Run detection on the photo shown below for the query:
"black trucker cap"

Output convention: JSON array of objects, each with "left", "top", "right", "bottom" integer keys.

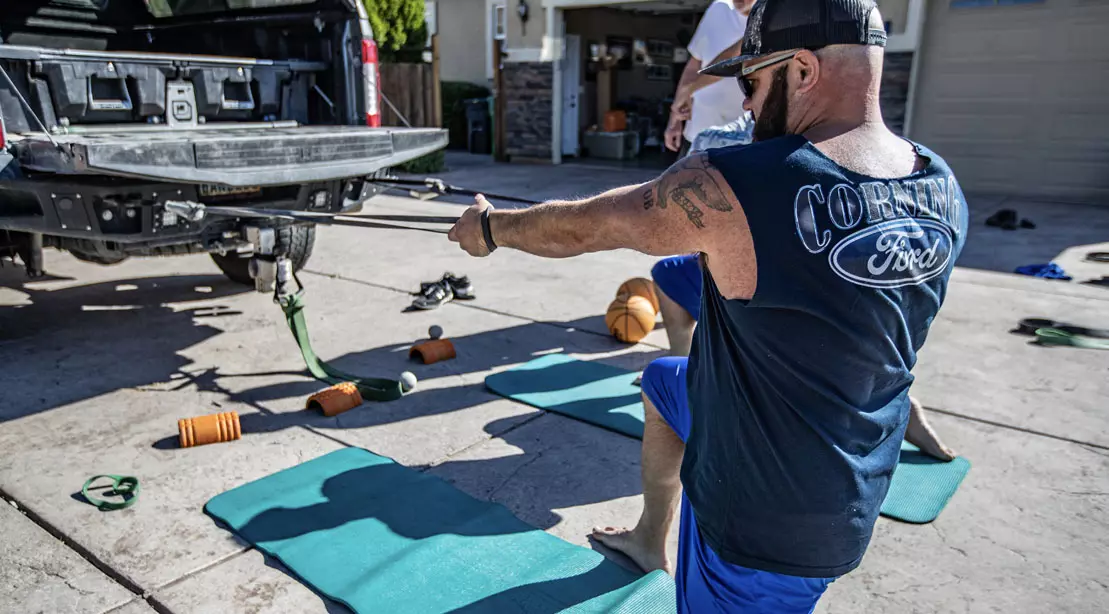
[{"left": 700, "top": 0, "right": 887, "bottom": 77}]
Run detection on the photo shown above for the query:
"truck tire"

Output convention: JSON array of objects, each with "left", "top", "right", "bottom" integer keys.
[{"left": 211, "top": 225, "right": 316, "bottom": 286}]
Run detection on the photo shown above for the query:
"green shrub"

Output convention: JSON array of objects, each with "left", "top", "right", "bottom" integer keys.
[
  {"left": 396, "top": 150, "right": 445, "bottom": 174},
  {"left": 364, "top": 0, "right": 427, "bottom": 60}
]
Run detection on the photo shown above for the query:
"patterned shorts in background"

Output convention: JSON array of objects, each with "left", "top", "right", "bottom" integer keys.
[{"left": 690, "top": 113, "right": 754, "bottom": 153}]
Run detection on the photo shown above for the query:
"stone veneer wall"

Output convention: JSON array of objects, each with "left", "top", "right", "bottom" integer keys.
[
  {"left": 880, "top": 51, "right": 913, "bottom": 136},
  {"left": 503, "top": 62, "right": 553, "bottom": 159}
]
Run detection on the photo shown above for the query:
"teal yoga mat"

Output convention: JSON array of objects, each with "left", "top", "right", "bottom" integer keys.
[
  {"left": 485, "top": 354, "right": 646, "bottom": 438},
  {"left": 882, "top": 441, "right": 971, "bottom": 523},
  {"left": 485, "top": 354, "right": 970, "bottom": 523},
  {"left": 205, "top": 447, "right": 675, "bottom": 613}
]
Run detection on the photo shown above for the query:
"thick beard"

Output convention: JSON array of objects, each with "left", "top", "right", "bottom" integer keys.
[{"left": 752, "top": 67, "right": 790, "bottom": 142}]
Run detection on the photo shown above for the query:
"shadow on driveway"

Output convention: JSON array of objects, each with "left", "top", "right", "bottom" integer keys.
[{"left": 0, "top": 272, "right": 250, "bottom": 423}]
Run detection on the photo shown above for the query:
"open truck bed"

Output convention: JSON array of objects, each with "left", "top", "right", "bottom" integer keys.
[{"left": 0, "top": 0, "right": 449, "bottom": 282}]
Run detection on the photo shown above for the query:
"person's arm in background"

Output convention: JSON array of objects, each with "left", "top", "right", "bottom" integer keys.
[
  {"left": 666, "top": 1, "right": 748, "bottom": 151},
  {"left": 672, "top": 38, "right": 742, "bottom": 112},
  {"left": 664, "top": 57, "right": 703, "bottom": 152}
]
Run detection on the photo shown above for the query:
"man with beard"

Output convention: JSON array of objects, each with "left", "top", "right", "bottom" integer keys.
[{"left": 448, "top": 0, "right": 968, "bottom": 611}]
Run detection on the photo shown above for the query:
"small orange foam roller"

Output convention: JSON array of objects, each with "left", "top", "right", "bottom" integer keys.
[
  {"left": 409, "top": 339, "right": 456, "bottom": 364},
  {"left": 307, "top": 382, "right": 364, "bottom": 417},
  {"left": 178, "top": 411, "right": 242, "bottom": 448}
]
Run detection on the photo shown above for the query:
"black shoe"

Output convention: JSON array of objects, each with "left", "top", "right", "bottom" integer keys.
[
  {"left": 985, "top": 209, "right": 1018, "bottom": 230},
  {"left": 410, "top": 279, "right": 454, "bottom": 310},
  {"left": 442, "top": 272, "right": 475, "bottom": 300}
]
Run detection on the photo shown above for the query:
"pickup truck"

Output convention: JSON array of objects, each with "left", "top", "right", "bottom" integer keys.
[{"left": 0, "top": 0, "right": 447, "bottom": 287}]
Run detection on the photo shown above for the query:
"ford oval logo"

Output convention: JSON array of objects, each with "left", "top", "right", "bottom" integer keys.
[{"left": 829, "top": 218, "right": 953, "bottom": 288}]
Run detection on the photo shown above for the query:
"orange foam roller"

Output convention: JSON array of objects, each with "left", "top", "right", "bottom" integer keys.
[
  {"left": 178, "top": 411, "right": 242, "bottom": 448},
  {"left": 410, "top": 339, "right": 456, "bottom": 364},
  {"left": 307, "top": 382, "right": 364, "bottom": 417}
]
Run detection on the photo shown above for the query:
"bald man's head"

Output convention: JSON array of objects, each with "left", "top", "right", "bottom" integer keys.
[{"left": 741, "top": 6, "right": 887, "bottom": 141}]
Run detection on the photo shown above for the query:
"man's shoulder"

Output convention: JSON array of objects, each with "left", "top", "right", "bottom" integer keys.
[{"left": 907, "top": 139, "right": 956, "bottom": 174}]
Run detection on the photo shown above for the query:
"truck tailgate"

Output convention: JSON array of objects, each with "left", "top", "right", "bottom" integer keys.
[{"left": 11, "top": 125, "right": 447, "bottom": 187}]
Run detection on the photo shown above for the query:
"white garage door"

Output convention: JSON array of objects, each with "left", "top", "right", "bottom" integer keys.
[{"left": 911, "top": 0, "right": 1109, "bottom": 204}]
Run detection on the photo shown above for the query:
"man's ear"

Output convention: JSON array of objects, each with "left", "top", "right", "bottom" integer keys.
[{"left": 793, "top": 50, "right": 821, "bottom": 95}]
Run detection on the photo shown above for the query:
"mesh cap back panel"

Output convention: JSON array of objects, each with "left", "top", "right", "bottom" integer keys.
[{"left": 741, "top": 0, "right": 878, "bottom": 58}]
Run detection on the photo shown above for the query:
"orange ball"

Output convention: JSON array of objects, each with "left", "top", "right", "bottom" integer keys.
[
  {"left": 617, "top": 277, "right": 659, "bottom": 313},
  {"left": 605, "top": 295, "right": 657, "bottom": 343}
]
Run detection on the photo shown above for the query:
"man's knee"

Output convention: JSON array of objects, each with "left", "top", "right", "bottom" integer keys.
[
  {"left": 649, "top": 258, "right": 671, "bottom": 288},
  {"left": 651, "top": 255, "right": 701, "bottom": 323},
  {"left": 650, "top": 256, "right": 690, "bottom": 304},
  {"left": 641, "top": 357, "right": 691, "bottom": 442},
  {"left": 640, "top": 359, "right": 673, "bottom": 404}
]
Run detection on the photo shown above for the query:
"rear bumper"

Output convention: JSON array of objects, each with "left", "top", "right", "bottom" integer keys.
[
  {"left": 12, "top": 125, "right": 447, "bottom": 187},
  {"left": 0, "top": 173, "right": 378, "bottom": 246}
]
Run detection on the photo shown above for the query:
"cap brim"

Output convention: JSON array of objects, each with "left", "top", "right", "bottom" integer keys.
[{"left": 699, "top": 54, "right": 761, "bottom": 77}]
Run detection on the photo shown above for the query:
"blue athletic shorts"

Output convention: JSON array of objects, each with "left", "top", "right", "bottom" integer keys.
[
  {"left": 650, "top": 255, "right": 704, "bottom": 321},
  {"left": 640, "top": 357, "right": 837, "bottom": 613}
]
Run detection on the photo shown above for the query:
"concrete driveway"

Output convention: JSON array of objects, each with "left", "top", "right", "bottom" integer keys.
[{"left": 1, "top": 155, "right": 1107, "bottom": 614}]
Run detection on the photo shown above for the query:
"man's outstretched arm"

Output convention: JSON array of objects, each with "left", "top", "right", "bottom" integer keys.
[{"left": 447, "top": 153, "right": 743, "bottom": 260}]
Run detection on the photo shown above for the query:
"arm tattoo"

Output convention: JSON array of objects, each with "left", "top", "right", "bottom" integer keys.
[{"left": 642, "top": 154, "right": 733, "bottom": 229}]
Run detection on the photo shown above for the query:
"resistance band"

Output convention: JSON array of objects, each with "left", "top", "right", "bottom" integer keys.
[{"left": 81, "top": 475, "right": 140, "bottom": 511}]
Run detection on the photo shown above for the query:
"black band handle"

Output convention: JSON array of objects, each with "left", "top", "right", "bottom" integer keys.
[{"left": 480, "top": 208, "right": 497, "bottom": 253}]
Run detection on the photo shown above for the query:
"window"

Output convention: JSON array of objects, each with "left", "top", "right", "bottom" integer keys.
[
  {"left": 487, "top": 2, "right": 507, "bottom": 80},
  {"left": 493, "top": 4, "right": 506, "bottom": 40}
]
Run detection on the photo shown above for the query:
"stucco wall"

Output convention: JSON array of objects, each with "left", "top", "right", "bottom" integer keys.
[
  {"left": 506, "top": 0, "right": 545, "bottom": 51},
  {"left": 876, "top": 0, "right": 909, "bottom": 35},
  {"left": 434, "top": 0, "right": 490, "bottom": 85}
]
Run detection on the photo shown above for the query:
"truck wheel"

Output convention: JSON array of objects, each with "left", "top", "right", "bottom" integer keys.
[{"left": 211, "top": 225, "right": 316, "bottom": 286}]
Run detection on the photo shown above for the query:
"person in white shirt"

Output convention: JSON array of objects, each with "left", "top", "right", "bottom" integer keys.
[{"left": 665, "top": 0, "right": 756, "bottom": 156}]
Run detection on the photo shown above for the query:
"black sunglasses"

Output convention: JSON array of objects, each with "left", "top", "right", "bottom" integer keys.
[
  {"left": 735, "top": 47, "right": 829, "bottom": 97},
  {"left": 735, "top": 50, "right": 800, "bottom": 97}
]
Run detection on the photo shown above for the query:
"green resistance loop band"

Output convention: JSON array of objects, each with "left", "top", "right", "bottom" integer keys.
[
  {"left": 1035, "top": 327, "right": 1109, "bottom": 351},
  {"left": 280, "top": 292, "right": 404, "bottom": 402},
  {"left": 81, "top": 475, "right": 140, "bottom": 511}
]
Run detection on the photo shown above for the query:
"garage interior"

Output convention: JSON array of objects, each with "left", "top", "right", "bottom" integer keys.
[{"left": 561, "top": 0, "right": 713, "bottom": 169}]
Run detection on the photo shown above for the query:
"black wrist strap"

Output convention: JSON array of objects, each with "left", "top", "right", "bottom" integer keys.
[{"left": 480, "top": 208, "right": 497, "bottom": 252}]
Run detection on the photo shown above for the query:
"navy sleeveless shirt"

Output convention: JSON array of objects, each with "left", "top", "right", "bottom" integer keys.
[{"left": 684, "top": 135, "right": 968, "bottom": 578}]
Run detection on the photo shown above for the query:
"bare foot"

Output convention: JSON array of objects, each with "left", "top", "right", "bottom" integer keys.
[
  {"left": 591, "top": 525, "right": 672, "bottom": 574},
  {"left": 905, "top": 396, "right": 956, "bottom": 461}
]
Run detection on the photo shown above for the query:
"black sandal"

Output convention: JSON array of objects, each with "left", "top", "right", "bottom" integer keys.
[{"left": 985, "top": 209, "right": 1018, "bottom": 230}]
